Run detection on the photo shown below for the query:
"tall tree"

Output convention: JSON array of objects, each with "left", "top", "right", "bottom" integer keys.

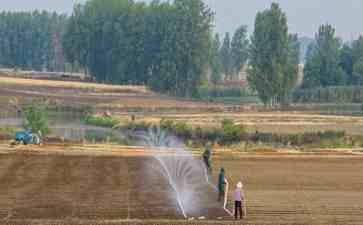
[
  {"left": 231, "top": 25, "right": 249, "bottom": 78},
  {"left": 0, "top": 11, "right": 67, "bottom": 71},
  {"left": 248, "top": 3, "right": 299, "bottom": 107},
  {"left": 210, "top": 33, "right": 221, "bottom": 85},
  {"left": 352, "top": 36, "right": 363, "bottom": 62},
  {"left": 302, "top": 24, "right": 345, "bottom": 88},
  {"left": 339, "top": 36, "right": 363, "bottom": 85},
  {"left": 353, "top": 58, "right": 363, "bottom": 85},
  {"left": 339, "top": 44, "right": 354, "bottom": 84},
  {"left": 281, "top": 34, "right": 300, "bottom": 106},
  {"left": 63, "top": 0, "right": 148, "bottom": 84},
  {"left": 63, "top": 0, "right": 213, "bottom": 97},
  {"left": 220, "top": 32, "right": 232, "bottom": 80}
]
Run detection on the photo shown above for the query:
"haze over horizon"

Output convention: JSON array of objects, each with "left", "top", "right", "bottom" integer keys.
[{"left": 1, "top": 0, "right": 362, "bottom": 41}]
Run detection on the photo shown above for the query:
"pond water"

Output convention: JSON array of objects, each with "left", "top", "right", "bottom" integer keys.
[{"left": 0, "top": 111, "right": 125, "bottom": 142}]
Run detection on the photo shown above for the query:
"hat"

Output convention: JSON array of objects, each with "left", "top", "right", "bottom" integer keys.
[{"left": 237, "top": 181, "right": 243, "bottom": 189}]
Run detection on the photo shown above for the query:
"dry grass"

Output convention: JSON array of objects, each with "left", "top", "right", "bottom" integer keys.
[
  {"left": 117, "top": 112, "right": 363, "bottom": 135},
  {"left": 0, "top": 77, "right": 149, "bottom": 94},
  {"left": 0, "top": 77, "right": 225, "bottom": 111}
]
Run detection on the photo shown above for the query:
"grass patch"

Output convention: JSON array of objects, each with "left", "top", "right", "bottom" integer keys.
[
  {"left": 82, "top": 114, "right": 363, "bottom": 149},
  {"left": 84, "top": 130, "right": 131, "bottom": 145},
  {"left": 83, "top": 114, "right": 120, "bottom": 128},
  {"left": 160, "top": 118, "right": 247, "bottom": 146}
]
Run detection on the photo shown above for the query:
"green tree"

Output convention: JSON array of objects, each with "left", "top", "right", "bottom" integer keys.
[
  {"left": 353, "top": 58, "right": 363, "bottom": 85},
  {"left": 0, "top": 11, "right": 67, "bottom": 71},
  {"left": 340, "top": 44, "right": 354, "bottom": 84},
  {"left": 339, "top": 36, "right": 363, "bottom": 85},
  {"left": 23, "top": 102, "right": 49, "bottom": 137},
  {"left": 62, "top": 4, "right": 89, "bottom": 74},
  {"left": 281, "top": 34, "right": 300, "bottom": 106},
  {"left": 63, "top": 0, "right": 148, "bottom": 84},
  {"left": 302, "top": 24, "right": 345, "bottom": 88},
  {"left": 63, "top": 0, "right": 213, "bottom": 97},
  {"left": 146, "top": 0, "right": 213, "bottom": 96},
  {"left": 231, "top": 25, "right": 249, "bottom": 78},
  {"left": 220, "top": 32, "right": 232, "bottom": 80},
  {"left": 352, "top": 36, "right": 363, "bottom": 62},
  {"left": 210, "top": 33, "right": 221, "bottom": 85},
  {"left": 248, "top": 3, "right": 299, "bottom": 107}
]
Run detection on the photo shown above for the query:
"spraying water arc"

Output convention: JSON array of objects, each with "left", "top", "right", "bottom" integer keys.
[{"left": 136, "top": 127, "right": 233, "bottom": 219}]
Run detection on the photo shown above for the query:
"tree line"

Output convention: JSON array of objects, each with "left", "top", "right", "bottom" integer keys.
[
  {"left": 246, "top": 4, "right": 363, "bottom": 106},
  {"left": 302, "top": 25, "right": 363, "bottom": 89},
  {"left": 0, "top": 11, "right": 67, "bottom": 71},
  {"left": 1, "top": 1, "right": 362, "bottom": 104}
]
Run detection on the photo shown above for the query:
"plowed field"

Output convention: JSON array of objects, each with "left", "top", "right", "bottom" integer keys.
[{"left": 0, "top": 149, "right": 362, "bottom": 225}]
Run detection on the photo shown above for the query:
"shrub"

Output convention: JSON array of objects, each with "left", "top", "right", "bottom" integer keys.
[
  {"left": 160, "top": 118, "right": 246, "bottom": 145},
  {"left": 160, "top": 119, "right": 193, "bottom": 140},
  {"left": 174, "top": 121, "right": 193, "bottom": 139},
  {"left": 253, "top": 130, "right": 347, "bottom": 147},
  {"left": 23, "top": 102, "right": 49, "bottom": 136},
  {"left": 220, "top": 119, "right": 247, "bottom": 145},
  {"left": 196, "top": 126, "right": 222, "bottom": 143},
  {"left": 160, "top": 118, "right": 175, "bottom": 130},
  {"left": 83, "top": 114, "right": 119, "bottom": 128},
  {"left": 84, "top": 130, "right": 131, "bottom": 145}
]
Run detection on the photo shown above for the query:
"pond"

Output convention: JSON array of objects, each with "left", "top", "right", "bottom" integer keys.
[{"left": 0, "top": 110, "right": 126, "bottom": 143}]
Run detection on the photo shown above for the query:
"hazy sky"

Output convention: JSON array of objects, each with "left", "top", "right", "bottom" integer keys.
[{"left": 1, "top": 0, "right": 362, "bottom": 41}]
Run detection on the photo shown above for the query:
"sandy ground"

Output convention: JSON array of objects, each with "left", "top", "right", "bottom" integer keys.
[{"left": 0, "top": 145, "right": 362, "bottom": 225}]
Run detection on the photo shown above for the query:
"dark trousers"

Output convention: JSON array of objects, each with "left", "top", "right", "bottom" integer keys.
[
  {"left": 203, "top": 157, "right": 211, "bottom": 171},
  {"left": 235, "top": 201, "right": 243, "bottom": 219}
]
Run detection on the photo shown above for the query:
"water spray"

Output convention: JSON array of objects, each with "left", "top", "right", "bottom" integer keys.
[
  {"left": 136, "top": 127, "right": 233, "bottom": 219},
  {"left": 154, "top": 156, "right": 188, "bottom": 218}
]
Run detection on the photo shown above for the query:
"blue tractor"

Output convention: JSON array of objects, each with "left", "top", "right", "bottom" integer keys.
[{"left": 14, "top": 129, "right": 41, "bottom": 145}]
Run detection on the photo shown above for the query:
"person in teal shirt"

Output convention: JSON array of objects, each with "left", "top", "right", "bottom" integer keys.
[{"left": 218, "top": 168, "right": 226, "bottom": 202}]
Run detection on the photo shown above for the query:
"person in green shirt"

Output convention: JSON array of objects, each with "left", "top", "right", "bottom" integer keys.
[{"left": 218, "top": 167, "right": 227, "bottom": 202}]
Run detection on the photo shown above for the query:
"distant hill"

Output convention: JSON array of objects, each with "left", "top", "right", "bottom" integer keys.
[{"left": 298, "top": 36, "right": 314, "bottom": 63}]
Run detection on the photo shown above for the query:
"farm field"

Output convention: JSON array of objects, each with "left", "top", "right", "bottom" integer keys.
[
  {"left": 1, "top": 0, "right": 362, "bottom": 225},
  {"left": 2, "top": 77, "right": 363, "bottom": 136},
  {"left": 0, "top": 77, "right": 225, "bottom": 112},
  {"left": 0, "top": 146, "right": 362, "bottom": 225},
  {"left": 1, "top": 76, "right": 363, "bottom": 225}
]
